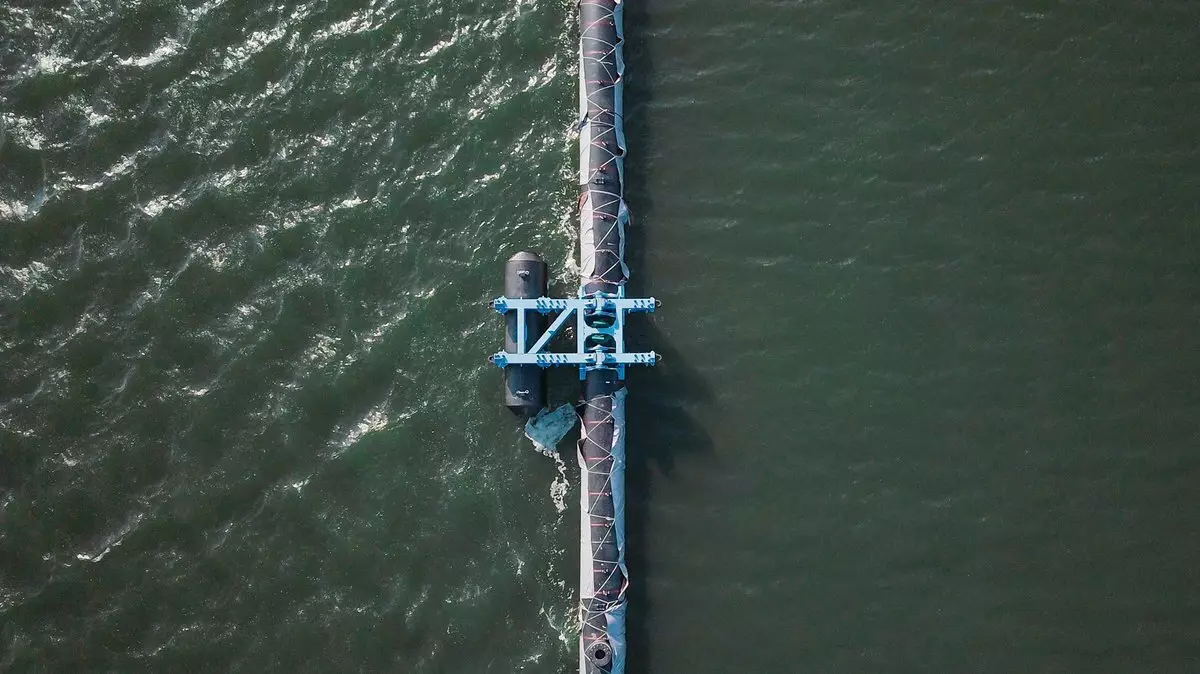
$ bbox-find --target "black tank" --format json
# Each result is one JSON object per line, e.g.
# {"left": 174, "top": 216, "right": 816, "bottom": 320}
{"left": 503, "top": 251, "right": 548, "bottom": 416}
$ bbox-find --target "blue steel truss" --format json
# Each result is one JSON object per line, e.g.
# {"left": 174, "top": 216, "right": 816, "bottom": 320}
{"left": 489, "top": 295, "right": 659, "bottom": 379}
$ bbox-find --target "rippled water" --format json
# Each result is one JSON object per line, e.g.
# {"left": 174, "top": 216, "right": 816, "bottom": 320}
{"left": 3, "top": 0, "right": 1199, "bottom": 671}
{"left": 3, "top": 0, "right": 581, "bottom": 669}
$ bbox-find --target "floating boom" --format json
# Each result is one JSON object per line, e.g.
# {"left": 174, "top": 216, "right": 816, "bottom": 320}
{"left": 489, "top": 1, "right": 648, "bottom": 671}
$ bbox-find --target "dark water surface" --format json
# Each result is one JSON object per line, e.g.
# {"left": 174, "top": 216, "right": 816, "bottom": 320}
{"left": 3, "top": 0, "right": 1198, "bottom": 671}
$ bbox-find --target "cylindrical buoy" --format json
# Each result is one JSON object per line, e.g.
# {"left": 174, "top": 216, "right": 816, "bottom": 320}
{"left": 504, "top": 251, "right": 548, "bottom": 416}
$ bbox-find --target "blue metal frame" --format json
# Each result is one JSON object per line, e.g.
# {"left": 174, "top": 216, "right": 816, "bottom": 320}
{"left": 489, "top": 294, "right": 659, "bottom": 379}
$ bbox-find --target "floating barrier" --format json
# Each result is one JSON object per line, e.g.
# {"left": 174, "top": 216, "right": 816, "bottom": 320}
{"left": 489, "top": 3, "right": 652, "bottom": 670}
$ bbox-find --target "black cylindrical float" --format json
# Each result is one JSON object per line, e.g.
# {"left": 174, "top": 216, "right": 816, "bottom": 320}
{"left": 578, "top": 368, "right": 624, "bottom": 673}
{"left": 504, "top": 251, "right": 547, "bottom": 416}
{"left": 578, "top": 0, "right": 628, "bottom": 299}
{"left": 576, "top": 1, "right": 629, "bottom": 671}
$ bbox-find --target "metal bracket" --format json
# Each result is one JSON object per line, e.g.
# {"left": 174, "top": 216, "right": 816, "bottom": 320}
{"left": 489, "top": 293, "right": 659, "bottom": 379}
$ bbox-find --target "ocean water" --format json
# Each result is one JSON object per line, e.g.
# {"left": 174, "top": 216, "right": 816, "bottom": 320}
{"left": 2, "top": 0, "right": 1198, "bottom": 671}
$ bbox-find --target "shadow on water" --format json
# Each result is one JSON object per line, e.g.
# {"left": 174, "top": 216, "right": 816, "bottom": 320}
{"left": 623, "top": 326, "right": 714, "bottom": 670}
{"left": 619, "top": 2, "right": 715, "bottom": 668}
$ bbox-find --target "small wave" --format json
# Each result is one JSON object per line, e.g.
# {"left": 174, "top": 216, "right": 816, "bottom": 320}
{"left": 116, "top": 38, "right": 184, "bottom": 69}
{"left": 1, "top": 261, "right": 58, "bottom": 299}
{"left": 75, "top": 512, "right": 145, "bottom": 564}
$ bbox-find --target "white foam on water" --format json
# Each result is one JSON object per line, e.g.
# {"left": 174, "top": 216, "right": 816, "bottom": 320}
{"left": 549, "top": 452, "right": 571, "bottom": 515}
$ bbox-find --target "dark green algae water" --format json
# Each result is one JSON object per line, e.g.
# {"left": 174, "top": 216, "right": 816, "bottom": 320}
{"left": 2, "top": 0, "right": 1199, "bottom": 671}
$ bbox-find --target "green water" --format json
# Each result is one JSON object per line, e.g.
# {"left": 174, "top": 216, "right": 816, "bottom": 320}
{"left": 2, "top": 0, "right": 1197, "bottom": 671}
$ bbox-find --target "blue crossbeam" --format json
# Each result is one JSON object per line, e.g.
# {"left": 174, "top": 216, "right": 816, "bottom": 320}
{"left": 491, "top": 297, "right": 657, "bottom": 313}
{"left": 489, "top": 352, "right": 659, "bottom": 367}
{"left": 489, "top": 295, "right": 660, "bottom": 378}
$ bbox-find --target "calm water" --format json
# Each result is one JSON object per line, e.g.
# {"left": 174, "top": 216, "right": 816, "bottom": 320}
{"left": 2, "top": 0, "right": 1198, "bottom": 671}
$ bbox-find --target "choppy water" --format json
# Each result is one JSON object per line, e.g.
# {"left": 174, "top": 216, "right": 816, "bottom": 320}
{"left": 2, "top": 0, "right": 1198, "bottom": 671}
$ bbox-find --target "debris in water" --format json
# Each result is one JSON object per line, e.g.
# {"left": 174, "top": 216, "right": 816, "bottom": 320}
{"left": 524, "top": 403, "right": 576, "bottom": 457}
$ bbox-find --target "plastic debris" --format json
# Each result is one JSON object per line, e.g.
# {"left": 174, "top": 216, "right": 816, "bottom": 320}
{"left": 524, "top": 403, "right": 577, "bottom": 457}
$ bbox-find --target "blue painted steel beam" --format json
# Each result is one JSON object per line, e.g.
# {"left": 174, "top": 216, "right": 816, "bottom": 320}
{"left": 488, "top": 352, "right": 659, "bottom": 367}
{"left": 491, "top": 297, "right": 657, "bottom": 313}
{"left": 489, "top": 295, "right": 659, "bottom": 378}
